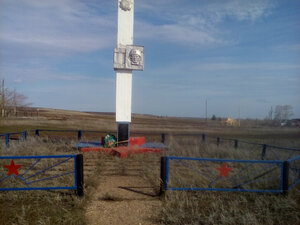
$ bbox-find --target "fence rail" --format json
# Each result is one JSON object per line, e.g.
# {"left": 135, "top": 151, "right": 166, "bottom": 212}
{"left": 1, "top": 130, "right": 299, "bottom": 162}
{"left": 0, "top": 129, "right": 298, "bottom": 195}
{"left": 287, "top": 155, "right": 300, "bottom": 190}
{"left": 0, "top": 131, "right": 27, "bottom": 147}
{"left": 160, "top": 156, "right": 295, "bottom": 194}
{"left": 1, "top": 129, "right": 299, "bottom": 153}
{"left": 0, "top": 154, "right": 83, "bottom": 196}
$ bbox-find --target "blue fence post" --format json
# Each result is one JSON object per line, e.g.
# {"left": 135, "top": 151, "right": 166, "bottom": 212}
{"left": 78, "top": 130, "right": 82, "bottom": 141}
{"left": 160, "top": 156, "right": 167, "bottom": 195}
{"left": 234, "top": 140, "right": 238, "bottom": 149}
{"left": 202, "top": 134, "right": 206, "bottom": 143}
{"left": 35, "top": 129, "right": 39, "bottom": 136}
{"left": 217, "top": 137, "right": 220, "bottom": 146}
{"left": 5, "top": 134, "right": 9, "bottom": 147}
{"left": 261, "top": 144, "right": 267, "bottom": 160}
{"left": 76, "top": 154, "right": 84, "bottom": 196}
{"left": 282, "top": 161, "right": 289, "bottom": 195}
{"left": 161, "top": 133, "right": 166, "bottom": 144}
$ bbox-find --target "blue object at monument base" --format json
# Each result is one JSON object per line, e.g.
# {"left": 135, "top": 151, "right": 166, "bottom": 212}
{"left": 141, "top": 143, "right": 168, "bottom": 149}
{"left": 76, "top": 141, "right": 102, "bottom": 148}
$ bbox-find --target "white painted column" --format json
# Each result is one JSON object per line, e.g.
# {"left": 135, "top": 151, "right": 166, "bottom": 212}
{"left": 116, "top": 71, "right": 132, "bottom": 122}
{"left": 115, "top": 0, "right": 134, "bottom": 143}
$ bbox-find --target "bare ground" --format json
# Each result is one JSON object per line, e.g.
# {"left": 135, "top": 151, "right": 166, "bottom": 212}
{"left": 85, "top": 155, "right": 161, "bottom": 225}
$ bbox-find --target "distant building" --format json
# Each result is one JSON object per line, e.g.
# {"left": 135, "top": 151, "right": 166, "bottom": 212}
{"left": 225, "top": 118, "right": 238, "bottom": 127}
{"left": 288, "top": 119, "right": 300, "bottom": 127}
{"left": 280, "top": 119, "right": 300, "bottom": 127}
{"left": 281, "top": 120, "right": 288, "bottom": 126}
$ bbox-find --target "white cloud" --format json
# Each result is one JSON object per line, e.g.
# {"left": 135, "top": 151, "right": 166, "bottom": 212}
{"left": 0, "top": 0, "right": 116, "bottom": 56}
{"left": 0, "top": 65, "right": 112, "bottom": 83}
{"left": 136, "top": 21, "right": 224, "bottom": 46}
{"left": 137, "top": 0, "right": 275, "bottom": 22}
{"left": 274, "top": 44, "right": 300, "bottom": 51}
{"left": 135, "top": 0, "right": 276, "bottom": 46}
{"left": 1, "top": 34, "right": 112, "bottom": 53}
{"left": 0, "top": 0, "right": 276, "bottom": 54}
{"left": 205, "top": 0, "right": 276, "bottom": 22}
{"left": 13, "top": 78, "right": 24, "bottom": 83}
{"left": 191, "top": 62, "right": 300, "bottom": 71}
{"left": 142, "top": 61, "right": 300, "bottom": 80}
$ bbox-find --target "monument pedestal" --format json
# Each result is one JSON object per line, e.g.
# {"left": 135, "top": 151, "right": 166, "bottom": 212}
{"left": 117, "top": 122, "right": 130, "bottom": 146}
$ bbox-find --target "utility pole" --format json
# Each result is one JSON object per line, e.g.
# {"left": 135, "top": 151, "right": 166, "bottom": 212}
{"left": 13, "top": 89, "right": 17, "bottom": 116}
{"left": 238, "top": 104, "right": 241, "bottom": 127}
{"left": 205, "top": 99, "right": 207, "bottom": 122}
{"left": 1, "top": 80, "right": 5, "bottom": 118}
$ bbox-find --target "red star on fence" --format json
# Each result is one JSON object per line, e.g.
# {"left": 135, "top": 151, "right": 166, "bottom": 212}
{"left": 4, "top": 160, "right": 22, "bottom": 176}
{"left": 217, "top": 162, "right": 232, "bottom": 178}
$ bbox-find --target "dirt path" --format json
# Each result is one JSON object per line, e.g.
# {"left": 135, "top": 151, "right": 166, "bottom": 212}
{"left": 85, "top": 156, "right": 161, "bottom": 225}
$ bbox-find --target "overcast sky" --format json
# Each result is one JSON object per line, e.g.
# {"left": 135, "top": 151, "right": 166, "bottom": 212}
{"left": 0, "top": 0, "right": 299, "bottom": 119}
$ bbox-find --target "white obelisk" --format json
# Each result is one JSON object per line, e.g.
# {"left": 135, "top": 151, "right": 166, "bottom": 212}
{"left": 116, "top": 0, "right": 134, "bottom": 145}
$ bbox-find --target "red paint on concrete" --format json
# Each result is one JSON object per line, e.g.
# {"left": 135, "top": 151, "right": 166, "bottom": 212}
{"left": 81, "top": 147, "right": 112, "bottom": 154}
{"left": 81, "top": 146, "right": 161, "bottom": 158}
{"left": 129, "top": 137, "right": 145, "bottom": 146}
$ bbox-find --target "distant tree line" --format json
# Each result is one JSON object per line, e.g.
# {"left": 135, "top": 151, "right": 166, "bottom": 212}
{"left": 266, "top": 105, "right": 294, "bottom": 122}
{"left": 0, "top": 79, "right": 31, "bottom": 117}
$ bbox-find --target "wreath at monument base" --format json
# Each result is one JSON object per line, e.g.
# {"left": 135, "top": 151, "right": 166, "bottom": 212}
{"left": 104, "top": 134, "right": 117, "bottom": 148}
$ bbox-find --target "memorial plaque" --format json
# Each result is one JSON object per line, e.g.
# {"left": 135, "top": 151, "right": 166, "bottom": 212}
{"left": 114, "top": 45, "right": 144, "bottom": 71}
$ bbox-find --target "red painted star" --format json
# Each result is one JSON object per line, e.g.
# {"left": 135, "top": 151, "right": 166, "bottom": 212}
{"left": 217, "top": 162, "right": 232, "bottom": 178}
{"left": 4, "top": 160, "right": 22, "bottom": 176}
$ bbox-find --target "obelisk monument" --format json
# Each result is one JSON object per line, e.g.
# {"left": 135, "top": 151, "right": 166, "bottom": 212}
{"left": 114, "top": 0, "right": 144, "bottom": 145}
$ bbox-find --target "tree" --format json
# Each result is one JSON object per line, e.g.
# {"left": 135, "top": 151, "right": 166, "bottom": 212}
{"left": 1, "top": 79, "right": 6, "bottom": 117}
{"left": 0, "top": 79, "right": 31, "bottom": 117}
{"left": 267, "top": 106, "right": 273, "bottom": 120}
{"left": 274, "top": 105, "right": 293, "bottom": 121}
{"left": 211, "top": 114, "right": 216, "bottom": 120}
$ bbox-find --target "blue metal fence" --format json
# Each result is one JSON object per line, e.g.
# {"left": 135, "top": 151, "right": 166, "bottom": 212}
{"left": 160, "top": 156, "right": 292, "bottom": 194}
{"left": 33, "top": 129, "right": 114, "bottom": 139}
{"left": 287, "top": 155, "right": 300, "bottom": 190}
{"left": 0, "top": 131, "right": 27, "bottom": 147}
{"left": 0, "top": 129, "right": 167, "bottom": 147}
{"left": 171, "top": 133, "right": 300, "bottom": 160}
{"left": 0, "top": 154, "right": 83, "bottom": 195}
{"left": 0, "top": 129, "right": 298, "bottom": 195}
{"left": 1, "top": 130, "right": 299, "bottom": 156}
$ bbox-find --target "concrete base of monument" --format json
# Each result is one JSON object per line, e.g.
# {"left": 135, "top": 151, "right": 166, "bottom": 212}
{"left": 77, "top": 137, "right": 167, "bottom": 158}
{"left": 80, "top": 146, "right": 163, "bottom": 158}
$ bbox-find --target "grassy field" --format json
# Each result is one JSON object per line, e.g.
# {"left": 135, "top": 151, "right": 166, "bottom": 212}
{"left": 0, "top": 137, "right": 106, "bottom": 225}
{"left": 134, "top": 134, "right": 300, "bottom": 225}
{"left": 158, "top": 138, "right": 300, "bottom": 225}
{"left": 0, "top": 108, "right": 299, "bottom": 224}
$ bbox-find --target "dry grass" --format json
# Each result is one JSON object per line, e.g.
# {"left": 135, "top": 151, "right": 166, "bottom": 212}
{"left": 160, "top": 189, "right": 300, "bottom": 225}
{"left": 0, "top": 138, "right": 103, "bottom": 225}
{"left": 141, "top": 135, "right": 300, "bottom": 225}
{"left": 0, "top": 111, "right": 299, "bottom": 225}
